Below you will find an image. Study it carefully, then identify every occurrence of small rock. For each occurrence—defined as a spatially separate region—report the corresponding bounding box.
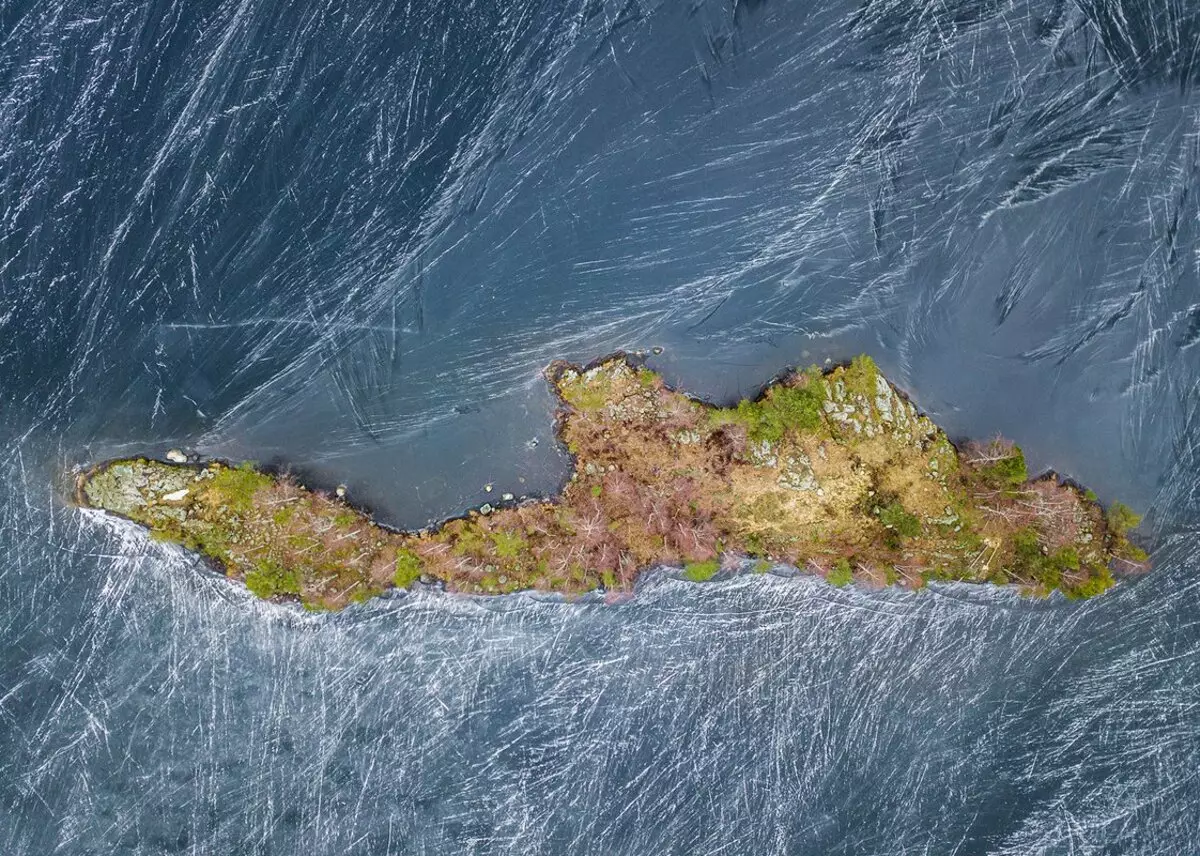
[498,575,508,584]
[335,485,347,498]
[165,449,188,464]
[485,484,493,493]
[501,493,514,502]
[816,488,825,498]
[479,503,494,515]
[162,488,189,502]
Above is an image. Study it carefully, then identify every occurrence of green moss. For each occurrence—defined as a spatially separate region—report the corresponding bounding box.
[559,372,614,412]
[683,558,721,582]
[601,569,618,589]
[394,549,423,588]
[490,530,528,559]
[878,502,921,538]
[209,462,273,512]
[333,511,358,528]
[827,558,853,587]
[452,527,488,557]
[591,484,603,498]
[149,528,183,545]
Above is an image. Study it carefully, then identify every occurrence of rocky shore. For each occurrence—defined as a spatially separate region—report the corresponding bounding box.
[77,354,1147,610]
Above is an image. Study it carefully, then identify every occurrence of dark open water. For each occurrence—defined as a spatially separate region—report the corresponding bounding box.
[4,1,1200,852]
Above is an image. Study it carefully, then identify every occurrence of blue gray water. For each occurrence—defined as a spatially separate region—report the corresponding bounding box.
[4,0,1200,852]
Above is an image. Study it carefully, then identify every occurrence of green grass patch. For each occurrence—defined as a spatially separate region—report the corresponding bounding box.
[683,558,721,582]
[394,549,423,588]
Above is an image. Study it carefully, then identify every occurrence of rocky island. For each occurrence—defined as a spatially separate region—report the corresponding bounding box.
[78,355,1147,610]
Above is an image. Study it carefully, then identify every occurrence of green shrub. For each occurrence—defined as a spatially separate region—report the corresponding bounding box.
[1106,502,1141,537]
[244,559,299,599]
[827,558,854,587]
[717,373,826,444]
[979,448,1027,488]
[683,559,721,582]
[1008,529,1082,592]
[393,549,423,588]
[843,354,879,399]
[1064,566,1116,599]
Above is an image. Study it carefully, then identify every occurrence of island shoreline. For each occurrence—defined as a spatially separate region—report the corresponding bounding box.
[76,353,1149,610]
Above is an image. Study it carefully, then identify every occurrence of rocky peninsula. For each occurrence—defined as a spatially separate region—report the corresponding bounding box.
[78,355,1147,610]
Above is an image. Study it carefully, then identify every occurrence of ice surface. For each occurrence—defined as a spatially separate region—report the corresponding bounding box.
[4,0,1200,852]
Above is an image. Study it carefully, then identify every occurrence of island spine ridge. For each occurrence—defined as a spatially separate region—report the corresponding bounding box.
[77,353,1148,610]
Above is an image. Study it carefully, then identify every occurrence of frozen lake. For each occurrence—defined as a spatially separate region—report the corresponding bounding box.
[3,1,1200,852]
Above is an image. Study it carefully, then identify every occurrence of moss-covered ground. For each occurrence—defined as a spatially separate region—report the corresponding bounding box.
[78,354,1147,609]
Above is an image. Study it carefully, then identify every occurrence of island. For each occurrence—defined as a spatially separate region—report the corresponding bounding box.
[77,354,1148,610]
